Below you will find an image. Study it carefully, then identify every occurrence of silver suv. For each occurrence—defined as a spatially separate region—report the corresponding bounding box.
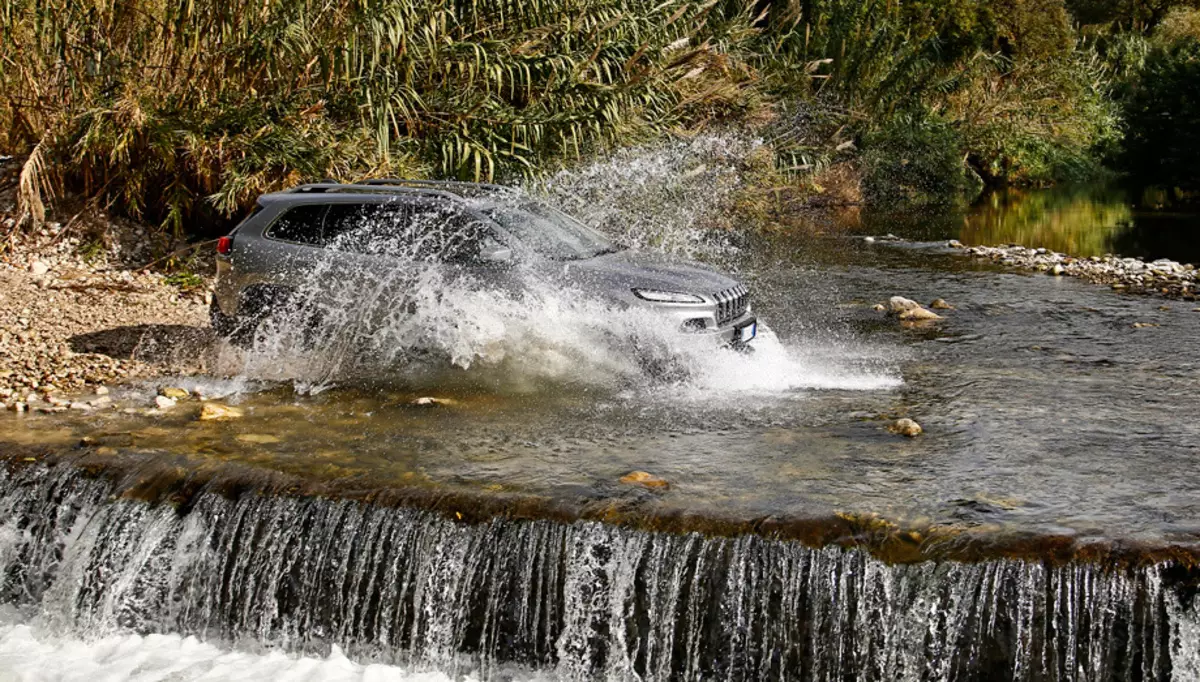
[211,179,756,347]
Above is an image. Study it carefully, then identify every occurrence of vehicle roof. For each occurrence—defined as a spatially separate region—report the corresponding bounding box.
[256,179,520,206]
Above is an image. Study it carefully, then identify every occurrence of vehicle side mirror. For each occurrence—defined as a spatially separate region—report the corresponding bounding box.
[478,243,513,263]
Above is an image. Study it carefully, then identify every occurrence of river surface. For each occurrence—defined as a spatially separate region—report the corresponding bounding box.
[1,157,1199,679]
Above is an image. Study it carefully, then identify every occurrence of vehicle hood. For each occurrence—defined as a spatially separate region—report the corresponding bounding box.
[549,249,740,298]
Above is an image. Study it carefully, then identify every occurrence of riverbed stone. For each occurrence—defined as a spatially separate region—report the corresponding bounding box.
[198,403,243,421]
[619,471,670,489]
[889,418,923,437]
[236,433,281,444]
[154,395,177,410]
[929,298,953,310]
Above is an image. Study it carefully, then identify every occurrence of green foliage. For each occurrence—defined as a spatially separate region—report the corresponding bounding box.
[1118,37,1200,195]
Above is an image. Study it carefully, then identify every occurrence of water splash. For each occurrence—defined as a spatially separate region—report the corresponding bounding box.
[214,134,897,396]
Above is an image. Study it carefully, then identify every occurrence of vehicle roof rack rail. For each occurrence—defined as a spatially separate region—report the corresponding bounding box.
[360,178,510,193]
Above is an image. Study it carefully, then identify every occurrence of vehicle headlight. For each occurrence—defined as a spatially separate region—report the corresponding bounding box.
[632,288,705,304]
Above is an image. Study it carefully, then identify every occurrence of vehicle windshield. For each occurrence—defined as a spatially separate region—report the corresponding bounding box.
[481,201,619,261]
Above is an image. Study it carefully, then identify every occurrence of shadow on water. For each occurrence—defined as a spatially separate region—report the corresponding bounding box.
[854,184,1200,264]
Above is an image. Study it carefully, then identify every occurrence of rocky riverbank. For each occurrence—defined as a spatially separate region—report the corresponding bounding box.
[0,187,213,406]
[952,241,1199,301]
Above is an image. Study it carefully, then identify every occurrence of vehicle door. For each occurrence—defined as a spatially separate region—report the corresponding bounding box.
[238,202,332,318]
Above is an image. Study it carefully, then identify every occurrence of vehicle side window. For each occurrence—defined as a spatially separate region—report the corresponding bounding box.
[264,205,327,244]
[323,203,410,254]
[408,202,486,262]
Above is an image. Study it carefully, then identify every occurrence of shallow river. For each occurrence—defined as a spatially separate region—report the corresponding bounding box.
[2,168,1199,679]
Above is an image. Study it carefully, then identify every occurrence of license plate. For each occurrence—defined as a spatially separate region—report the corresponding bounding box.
[737,322,757,343]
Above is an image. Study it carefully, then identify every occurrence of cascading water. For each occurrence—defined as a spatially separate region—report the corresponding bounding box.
[0,461,1196,681]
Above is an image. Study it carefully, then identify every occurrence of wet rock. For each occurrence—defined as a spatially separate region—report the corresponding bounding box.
[889,418,923,438]
[94,386,110,396]
[872,304,886,312]
[619,471,670,489]
[947,240,965,249]
[159,387,190,400]
[154,395,177,410]
[899,307,943,322]
[929,298,953,310]
[887,296,921,314]
[410,397,458,408]
[1132,322,1159,329]
[198,403,243,421]
[1051,264,1066,276]
[68,402,92,411]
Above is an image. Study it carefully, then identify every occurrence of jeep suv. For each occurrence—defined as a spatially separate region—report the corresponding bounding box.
[211,179,756,346]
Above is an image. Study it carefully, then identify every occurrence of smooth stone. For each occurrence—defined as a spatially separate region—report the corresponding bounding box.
[198,403,244,421]
[872,304,887,312]
[159,387,190,400]
[154,395,177,410]
[28,261,49,276]
[1051,264,1066,276]
[929,298,953,310]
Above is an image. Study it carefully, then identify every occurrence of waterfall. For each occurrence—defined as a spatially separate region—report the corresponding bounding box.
[1,461,1196,681]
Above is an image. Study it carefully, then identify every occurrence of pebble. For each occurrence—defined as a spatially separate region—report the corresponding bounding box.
[28,261,49,276]
[410,397,458,408]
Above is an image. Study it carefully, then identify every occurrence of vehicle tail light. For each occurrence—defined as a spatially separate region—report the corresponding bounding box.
[216,236,233,255]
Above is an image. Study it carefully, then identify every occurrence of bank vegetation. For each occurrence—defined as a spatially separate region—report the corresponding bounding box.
[2,0,1198,242]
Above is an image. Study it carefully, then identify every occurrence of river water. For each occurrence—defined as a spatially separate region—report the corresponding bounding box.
[1,142,1199,679]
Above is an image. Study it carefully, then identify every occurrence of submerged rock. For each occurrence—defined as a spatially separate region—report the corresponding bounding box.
[929,298,953,310]
[198,403,243,421]
[154,395,177,410]
[889,418,923,438]
[619,471,670,489]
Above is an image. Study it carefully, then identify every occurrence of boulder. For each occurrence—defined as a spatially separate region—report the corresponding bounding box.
[198,403,244,421]
[619,471,670,489]
[889,418,923,438]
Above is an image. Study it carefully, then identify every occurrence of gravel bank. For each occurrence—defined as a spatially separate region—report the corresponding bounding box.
[952,241,1198,300]
[0,185,213,406]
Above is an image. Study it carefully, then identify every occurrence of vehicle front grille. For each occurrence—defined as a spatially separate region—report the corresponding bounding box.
[713,285,750,327]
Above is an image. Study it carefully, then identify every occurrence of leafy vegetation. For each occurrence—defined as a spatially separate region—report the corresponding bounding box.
[1,0,1198,238]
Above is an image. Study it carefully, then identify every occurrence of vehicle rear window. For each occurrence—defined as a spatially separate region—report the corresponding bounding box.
[265,205,326,244]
